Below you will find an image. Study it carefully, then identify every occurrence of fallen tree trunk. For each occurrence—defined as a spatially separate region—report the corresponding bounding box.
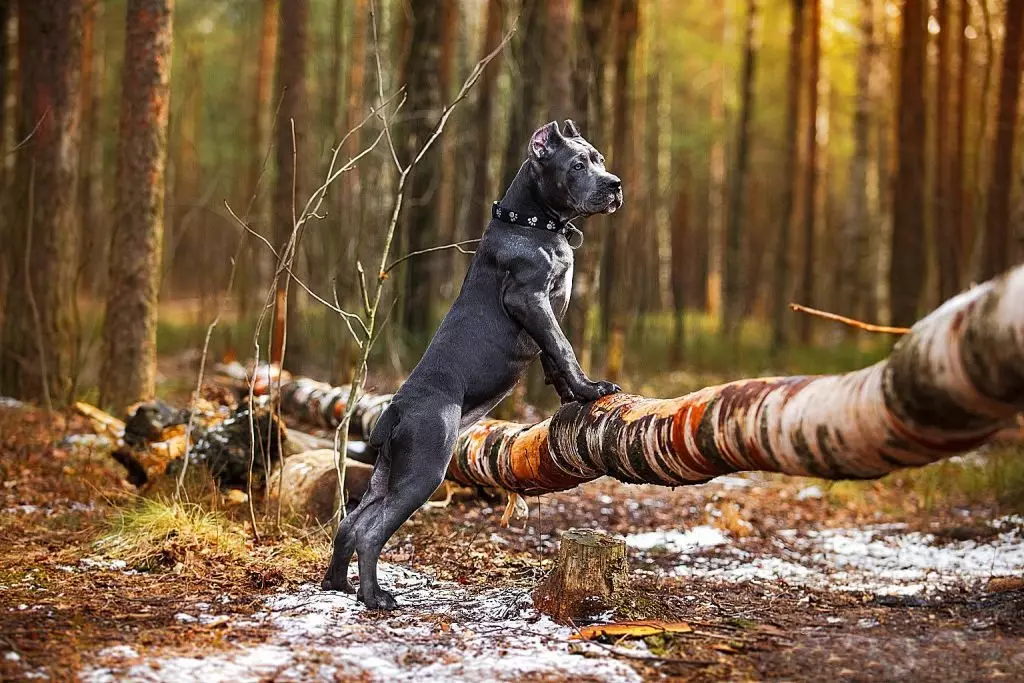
[448,267,1024,495]
[215,362,392,441]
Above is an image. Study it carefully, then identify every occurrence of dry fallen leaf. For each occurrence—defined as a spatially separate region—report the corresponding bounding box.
[570,620,694,641]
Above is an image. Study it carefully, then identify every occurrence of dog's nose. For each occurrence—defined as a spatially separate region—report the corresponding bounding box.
[606,175,622,190]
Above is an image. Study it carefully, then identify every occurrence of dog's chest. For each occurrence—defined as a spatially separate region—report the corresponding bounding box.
[549,260,573,319]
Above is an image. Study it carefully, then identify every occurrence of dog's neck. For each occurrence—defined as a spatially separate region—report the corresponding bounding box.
[499,162,576,226]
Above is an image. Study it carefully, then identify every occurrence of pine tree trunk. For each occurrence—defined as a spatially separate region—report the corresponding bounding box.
[545,0,573,120]
[705,6,727,324]
[340,0,367,281]
[435,0,460,277]
[770,0,805,355]
[0,0,8,308]
[78,0,105,297]
[797,0,821,343]
[324,0,345,136]
[500,0,543,193]
[670,167,690,362]
[982,0,1024,279]
[935,0,958,299]
[600,0,638,350]
[567,0,615,370]
[889,0,928,327]
[465,0,503,243]
[724,0,758,336]
[0,0,83,405]
[270,0,309,364]
[839,0,874,338]
[952,0,970,285]
[399,2,445,337]
[99,0,173,412]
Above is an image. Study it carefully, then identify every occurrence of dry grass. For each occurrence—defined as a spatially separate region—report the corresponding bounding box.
[96,496,247,569]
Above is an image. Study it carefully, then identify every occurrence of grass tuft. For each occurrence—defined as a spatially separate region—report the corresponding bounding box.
[96,497,246,570]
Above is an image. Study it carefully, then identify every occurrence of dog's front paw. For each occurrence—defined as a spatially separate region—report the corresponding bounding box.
[567,377,621,403]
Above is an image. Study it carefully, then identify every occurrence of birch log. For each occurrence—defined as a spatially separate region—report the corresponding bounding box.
[448,267,1024,495]
[215,362,392,440]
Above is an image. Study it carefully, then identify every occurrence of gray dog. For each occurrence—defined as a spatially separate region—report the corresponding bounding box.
[322,120,624,610]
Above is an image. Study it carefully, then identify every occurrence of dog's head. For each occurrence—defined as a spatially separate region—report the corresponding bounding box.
[526,120,624,218]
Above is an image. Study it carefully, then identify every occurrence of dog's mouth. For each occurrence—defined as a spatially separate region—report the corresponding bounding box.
[602,191,624,214]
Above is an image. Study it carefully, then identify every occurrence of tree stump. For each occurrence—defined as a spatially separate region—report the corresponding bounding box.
[532,528,629,624]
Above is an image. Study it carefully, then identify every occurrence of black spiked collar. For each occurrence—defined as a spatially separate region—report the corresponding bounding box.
[491,201,583,248]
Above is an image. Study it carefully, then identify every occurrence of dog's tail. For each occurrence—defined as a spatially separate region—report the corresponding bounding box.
[365,404,400,465]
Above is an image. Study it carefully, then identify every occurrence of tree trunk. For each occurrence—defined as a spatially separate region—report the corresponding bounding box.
[399,1,445,337]
[670,169,690,362]
[77,0,105,296]
[545,0,573,120]
[600,0,639,350]
[464,0,501,243]
[567,0,615,370]
[434,0,460,280]
[770,0,805,355]
[889,0,928,327]
[839,0,874,338]
[0,0,83,405]
[339,0,367,286]
[500,0,543,193]
[0,0,8,306]
[724,0,758,336]
[249,0,278,196]
[951,0,970,285]
[324,0,345,137]
[532,529,629,624]
[797,0,821,343]
[448,264,1024,496]
[270,0,309,364]
[981,0,1024,279]
[935,0,959,299]
[705,5,727,323]
[99,0,173,412]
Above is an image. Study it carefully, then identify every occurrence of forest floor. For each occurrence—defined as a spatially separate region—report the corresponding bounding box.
[1,399,1024,682]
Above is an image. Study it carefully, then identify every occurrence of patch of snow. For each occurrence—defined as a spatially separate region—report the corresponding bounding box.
[0,396,24,409]
[3,505,40,515]
[97,646,138,660]
[84,563,641,682]
[710,475,757,490]
[173,613,197,624]
[626,525,728,553]
[796,485,824,500]
[80,558,128,572]
[638,517,1024,596]
[4,651,21,662]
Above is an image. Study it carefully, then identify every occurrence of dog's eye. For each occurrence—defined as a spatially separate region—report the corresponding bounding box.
[573,162,585,171]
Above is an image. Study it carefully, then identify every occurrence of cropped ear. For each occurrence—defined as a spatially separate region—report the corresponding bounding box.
[562,119,582,138]
[529,121,565,162]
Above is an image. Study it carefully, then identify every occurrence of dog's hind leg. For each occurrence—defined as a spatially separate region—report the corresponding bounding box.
[355,404,459,610]
[321,406,399,593]
[321,456,389,593]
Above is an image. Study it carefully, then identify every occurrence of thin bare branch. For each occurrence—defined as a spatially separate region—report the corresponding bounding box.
[383,239,481,275]
[8,109,50,156]
[789,303,910,334]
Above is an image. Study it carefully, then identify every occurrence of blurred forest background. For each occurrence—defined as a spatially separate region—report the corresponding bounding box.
[1,0,1024,413]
